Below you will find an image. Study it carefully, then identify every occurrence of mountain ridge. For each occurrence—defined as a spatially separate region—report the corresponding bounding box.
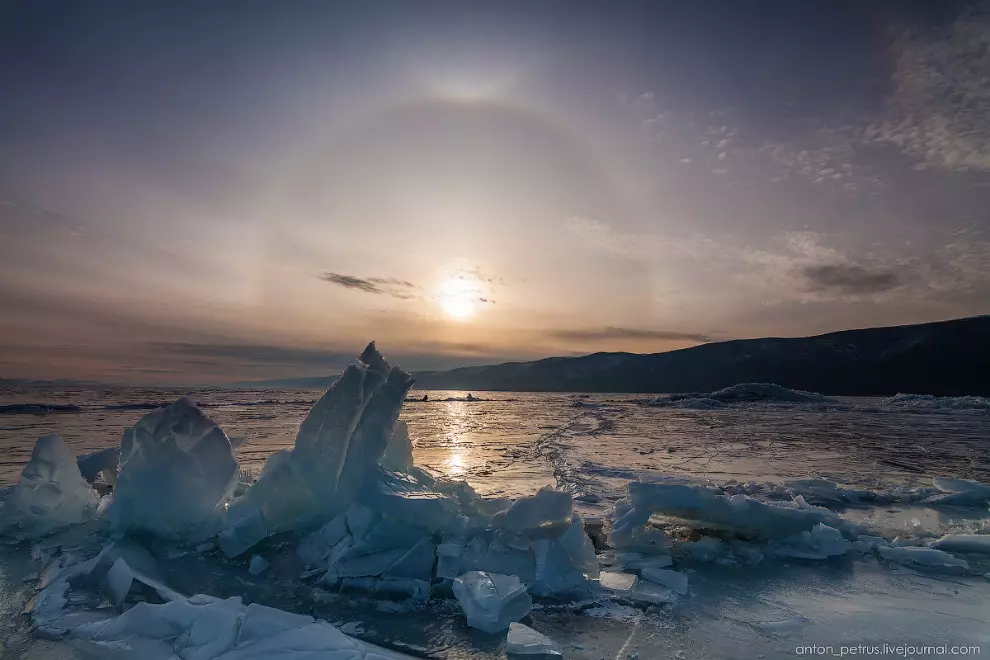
[411,314,990,396]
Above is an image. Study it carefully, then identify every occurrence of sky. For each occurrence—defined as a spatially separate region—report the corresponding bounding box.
[1,0,989,384]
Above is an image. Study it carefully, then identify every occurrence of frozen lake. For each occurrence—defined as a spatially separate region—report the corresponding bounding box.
[1,385,989,659]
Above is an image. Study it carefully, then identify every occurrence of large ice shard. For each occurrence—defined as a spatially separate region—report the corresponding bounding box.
[877,546,970,569]
[0,435,98,538]
[380,420,413,473]
[222,343,414,554]
[931,534,990,555]
[108,398,239,540]
[608,478,849,545]
[76,447,121,486]
[925,477,990,506]
[506,623,562,656]
[453,571,533,633]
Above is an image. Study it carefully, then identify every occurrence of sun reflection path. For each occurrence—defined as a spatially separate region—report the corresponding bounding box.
[443,399,470,477]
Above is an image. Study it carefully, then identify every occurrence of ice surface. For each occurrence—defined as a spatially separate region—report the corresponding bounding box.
[506,623,561,657]
[492,487,573,534]
[109,398,239,540]
[931,534,990,554]
[452,571,533,633]
[640,568,689,595]
[222,343,414,553]
[380,420,413,473]
[877,545,970,569]
[1,435,97,538]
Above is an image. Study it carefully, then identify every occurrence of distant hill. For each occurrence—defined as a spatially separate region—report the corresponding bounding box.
[413,315,990,396]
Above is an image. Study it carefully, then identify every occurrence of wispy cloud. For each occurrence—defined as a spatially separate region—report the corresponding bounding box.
[864,4,990,173]
[320,272,418,299]
[550,327,715,343]
[566,217,717,261]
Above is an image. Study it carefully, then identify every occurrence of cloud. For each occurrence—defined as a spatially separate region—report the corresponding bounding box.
[738,231,915,303]
[320,272,418,299]
[550,327,714,343]
[800,263,904,294]
[151,342,356,369]
[864,4,990,172]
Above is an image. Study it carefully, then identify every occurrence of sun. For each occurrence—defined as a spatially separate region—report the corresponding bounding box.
[438,276,478,320]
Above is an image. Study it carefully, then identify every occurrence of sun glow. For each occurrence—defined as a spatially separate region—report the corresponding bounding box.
[438,275,481,320]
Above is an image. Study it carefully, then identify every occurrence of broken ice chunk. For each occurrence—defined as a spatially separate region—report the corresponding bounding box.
[766,524,851,560]
[380,420,414,473]
[1,435,98,538]
[925,477,990,506]
[109,398,239,540]
[530,537,592,598]
[623,478,848,541]
[453,571,533,634]
[878,546,969,569]
[76,447,121,486]
[248,555,270,576]
[628,577,677,605]
[101,558,135,611]
[931,534,990,555]
[384,538,437,582]
[359,469,466,535]
[492,487,573,535]
[75,539,184,607]
[555,515,600,579]
[437,542,465,580]
[91,596,243,660]
[506,622,562,656]
[219,503,269,558]
[678,536,726,562]
[598,571,636,597]
[640,568,688,595]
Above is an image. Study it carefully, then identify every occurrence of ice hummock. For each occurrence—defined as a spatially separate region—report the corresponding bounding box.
[645,383,837,407]
[452,571,533,633]
[0,434,98,538]
[108,398,239,540]
[222,342,415,554]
